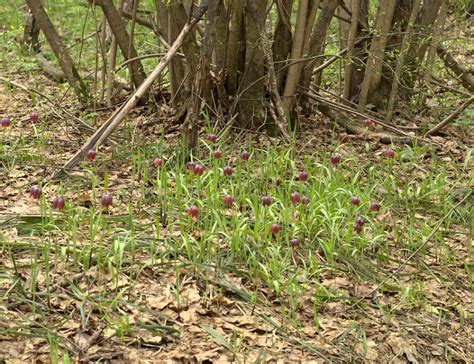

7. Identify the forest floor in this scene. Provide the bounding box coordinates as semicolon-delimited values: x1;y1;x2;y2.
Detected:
1;71;473;363
1;8;474;361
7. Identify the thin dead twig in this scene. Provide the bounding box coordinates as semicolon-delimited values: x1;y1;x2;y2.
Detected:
302;88;443;147
425;96;474;136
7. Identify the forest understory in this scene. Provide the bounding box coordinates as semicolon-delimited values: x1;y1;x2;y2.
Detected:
1;0;473;362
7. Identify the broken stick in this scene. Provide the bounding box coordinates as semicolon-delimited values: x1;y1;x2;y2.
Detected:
425;96;474;136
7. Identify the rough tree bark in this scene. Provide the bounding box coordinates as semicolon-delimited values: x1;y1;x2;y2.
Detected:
338;0;368;102
22;5;65;82
25;0;90;103
22;7;40;53
342;0;360;101
237;0;268;129
385;0;423;122
407;0;443;88
225;0;245;96
420;0;448;89
106;0;125;106
155;0;199;106
273;0;293;92
213;1;228;72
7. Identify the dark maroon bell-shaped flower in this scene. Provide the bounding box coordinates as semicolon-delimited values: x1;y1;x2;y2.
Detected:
206;133;217;143
298;170;309;182
290;238;300;248
261;196;272;206
52;196;65;210
29;185;42;199
241;151;250;161
223;165;233;176
29;112;39;122
86;149;96;161
223;195;234;207
188;205;199;219
330;154;341;165
355;216;365;226
302;196;310;205
214;150;222;160
153;158;163;167
370;202;381;212
364;118;375;128
290;192;301;204
0;118;11;127
350;196;360;206
101;194;113;208
193;164;204;176
353;223;363;234
353;216;365;234
275;177;282;186
383;149;395;159
270;224;280;235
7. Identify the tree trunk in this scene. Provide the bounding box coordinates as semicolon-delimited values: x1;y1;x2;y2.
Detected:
213;1;228;72
225;0;245;96
94;0;148;96
273;0;293;93
340;0;368;102
299;0;338;113
236;0;268;129
183;0;222;157
25;0;90;103
156;0;199;105
357;0;396;111
385;0;423;122
409;0;443;82
22;7;40;53
420;0;448;89
342;0;360;101
281;0;309;116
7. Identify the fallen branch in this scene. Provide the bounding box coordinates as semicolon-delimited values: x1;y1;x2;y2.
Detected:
53;2;210;180
437;46;474;93
35;52;65;82
316;102;415;145
425;96;474;136
302;89;442;147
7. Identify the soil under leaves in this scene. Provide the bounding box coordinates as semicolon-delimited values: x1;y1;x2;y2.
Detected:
1;73;473;363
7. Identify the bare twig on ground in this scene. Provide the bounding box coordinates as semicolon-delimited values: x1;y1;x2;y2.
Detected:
425;96;474;136
302;89;443;147
35;53;65;82
437;46;474;93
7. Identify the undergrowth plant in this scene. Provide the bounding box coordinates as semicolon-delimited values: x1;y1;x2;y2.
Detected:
1;124;472;361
